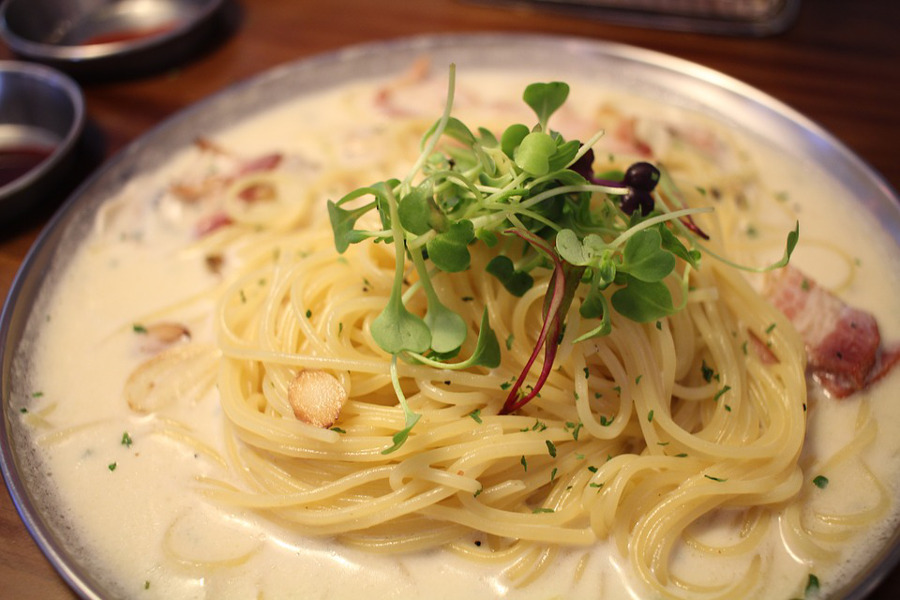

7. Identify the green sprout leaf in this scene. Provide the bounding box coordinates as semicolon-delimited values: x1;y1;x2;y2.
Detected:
771;221;800;269
501;123;530;158
523;82;569;130
438;116;477;146
424;303;467;354
398;184;434;235
486;256;534;297
611;275;676;322
462;309;501;368
370;186;431;354
555;228;588;266
371;294;431;355
514;131;558;176
327;197;378;253
426;220;475;272
547;138;581;172
621;228;676;282
381;356;422;454
658;224;701;268
576;275;612;342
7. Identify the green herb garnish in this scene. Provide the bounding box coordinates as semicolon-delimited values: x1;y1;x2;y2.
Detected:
328;65;798;449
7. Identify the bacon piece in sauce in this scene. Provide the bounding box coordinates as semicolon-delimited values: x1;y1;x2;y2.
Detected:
193;210;232;237
765;266;900;398
236;152;282;176
373;56;431;117
172;140;285;237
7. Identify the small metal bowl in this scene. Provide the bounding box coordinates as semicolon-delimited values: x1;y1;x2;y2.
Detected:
0;61;85;223
0;0;230;80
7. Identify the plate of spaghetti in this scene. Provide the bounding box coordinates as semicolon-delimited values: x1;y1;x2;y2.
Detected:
2;34;900;600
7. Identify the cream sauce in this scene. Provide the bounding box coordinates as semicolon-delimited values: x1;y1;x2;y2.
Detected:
17;70;900;600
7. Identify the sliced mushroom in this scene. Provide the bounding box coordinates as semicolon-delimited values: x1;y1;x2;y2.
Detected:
287;370;347;428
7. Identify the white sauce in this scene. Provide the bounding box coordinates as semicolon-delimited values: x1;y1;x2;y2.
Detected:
17;71;900;599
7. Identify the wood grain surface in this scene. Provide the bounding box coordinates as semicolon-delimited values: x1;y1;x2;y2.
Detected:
2;0;899;598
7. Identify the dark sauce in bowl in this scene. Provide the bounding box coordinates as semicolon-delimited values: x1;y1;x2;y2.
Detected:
0;145;56;188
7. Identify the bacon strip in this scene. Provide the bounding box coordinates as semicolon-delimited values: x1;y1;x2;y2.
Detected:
765;266;900;398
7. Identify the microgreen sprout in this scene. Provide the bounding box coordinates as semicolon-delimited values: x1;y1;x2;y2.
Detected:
328;65;798;449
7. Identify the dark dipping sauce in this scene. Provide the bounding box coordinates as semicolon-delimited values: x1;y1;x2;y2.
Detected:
0;144;56;187
80;22;179;46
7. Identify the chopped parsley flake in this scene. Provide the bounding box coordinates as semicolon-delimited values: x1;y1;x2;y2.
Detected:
108;462;117;472
701;360;715;383
647;410;654;422
812;475;829;489
713;385;732;402
121;432;133;448
132;323;147;334
468;409;483;424
805;574;820;595
704;474;727;482
520;456;528;471
566;421;583;440
546;440;557;458
532;507;554;514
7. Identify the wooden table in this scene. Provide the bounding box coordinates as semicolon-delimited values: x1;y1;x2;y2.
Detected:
2;0;898;597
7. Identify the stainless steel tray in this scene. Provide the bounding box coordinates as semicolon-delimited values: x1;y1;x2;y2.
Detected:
2;33;898;599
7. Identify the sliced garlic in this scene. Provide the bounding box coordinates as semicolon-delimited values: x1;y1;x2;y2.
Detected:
125;344;220;414
137;321;191;353
287;370;347;428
